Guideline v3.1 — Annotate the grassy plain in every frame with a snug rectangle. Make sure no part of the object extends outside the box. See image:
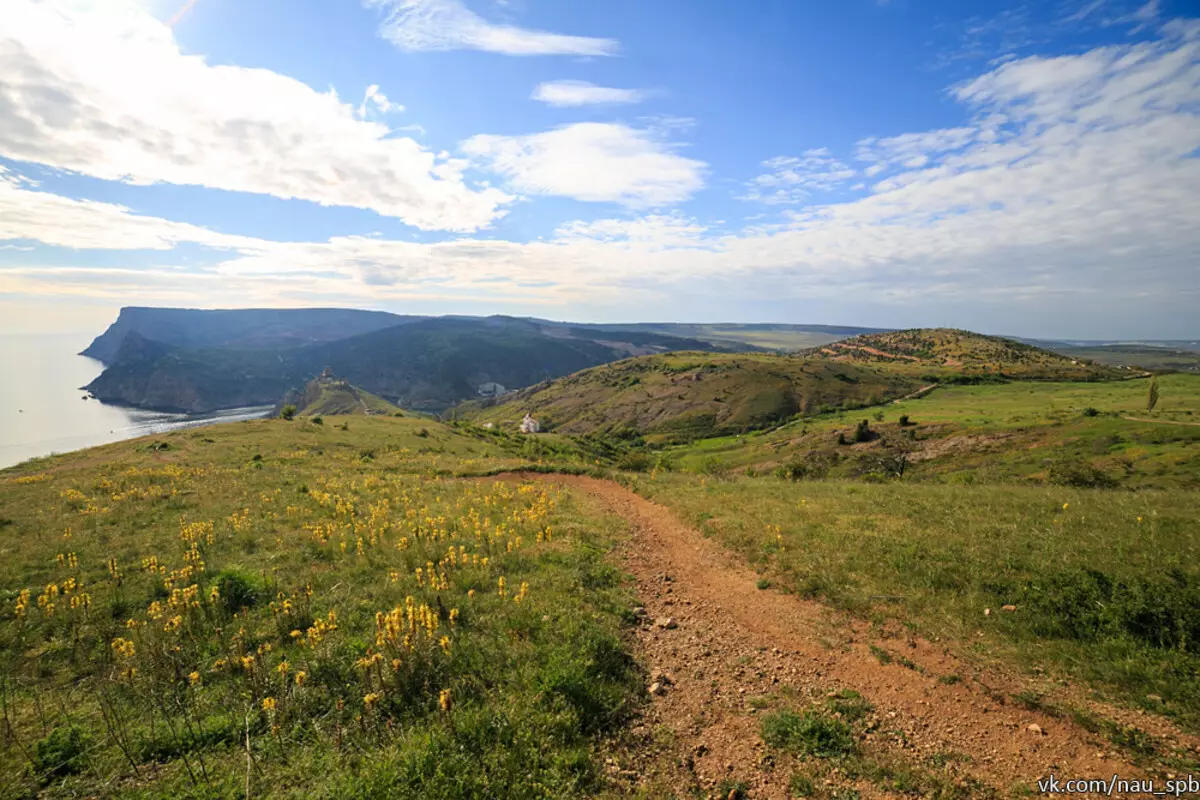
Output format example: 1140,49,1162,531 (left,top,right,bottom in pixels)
0,417,641,798
458,351,921,443
670,374,1200,490
632,473,1200,732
